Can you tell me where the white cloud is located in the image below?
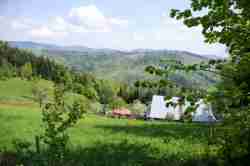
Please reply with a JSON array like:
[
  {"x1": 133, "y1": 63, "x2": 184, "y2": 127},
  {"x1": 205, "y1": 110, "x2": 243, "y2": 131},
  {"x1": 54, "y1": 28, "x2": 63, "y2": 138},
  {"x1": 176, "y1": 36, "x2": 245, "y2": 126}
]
[
  {"x1": 67, "y1": 5, "x2": 129, "y2": 32},
  {"x1": 109, "y1": 18, "x2": 129, "y2": 27},
  {"x1": 68, "y1": 5, "x2": 109, "y2": 32},
  {"x1": 30, "y1": 26, "x2": 67, "y2": 39},
  {"x1": 155, "y1": 13, "x2": 205, "y2": 45},
  {"x1": 49, "y1": 16, "x2": 88, "y2": 33},
  {"x1": 0, "y1": 16, "x2": 5, "y2": 21},
  {"x1": 5, "y1": 17, "x2": 68, "y2": 39},
  {"x1": 133, "y1": 33, "x2": 145, "y2": 41},
  {"x1": 4, "y1": 5, "x2": 130, "y2": 40},
  {"x1": 49, "y1": 17, "x2": 69, "y2": 32},
  {"x1": 153, "y1": 13, "x2": 204, "y2": 44},
  {"x1": 11, "y1": 21, "x2": 30, "y2": 30},
  {"x1": 0, "y1": 8, "x2": 226, "y2": 57},
  {"x1": 10, "y1": 18, "x2": 35, "y2": 30}
]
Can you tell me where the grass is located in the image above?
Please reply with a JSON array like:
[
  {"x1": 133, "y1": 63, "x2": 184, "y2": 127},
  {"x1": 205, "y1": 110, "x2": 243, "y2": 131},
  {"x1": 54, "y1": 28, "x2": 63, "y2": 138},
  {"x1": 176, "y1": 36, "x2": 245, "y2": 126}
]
[
  {"x1": 0, "y1": 78, "x2": 86, "y2": 105},
  {"x1": 0, "y1": 104, "x2": 219, "y2": 165},
  {"x1": 0, "y1": 78, "x2": 219, "y2": 165},
  {"x1": 0, "y1": 78, "x2": 53, "y2": 103},
  {"x1": 0, "y1": 104, "x2": 42, "y2": 149}
]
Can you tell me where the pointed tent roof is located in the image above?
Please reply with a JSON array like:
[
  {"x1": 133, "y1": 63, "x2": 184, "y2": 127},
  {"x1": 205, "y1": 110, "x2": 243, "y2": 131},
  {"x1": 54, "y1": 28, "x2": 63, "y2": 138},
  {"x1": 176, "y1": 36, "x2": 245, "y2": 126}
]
[
  {"x1": 148, "y1": 95, "x2": 188, "y2": 120},
  {"x1": 192, "y1": 99, "x2": 217, "y2": 122},
  {"x1": 149, "y1": 95, "x2": 168, "y2": 119}
]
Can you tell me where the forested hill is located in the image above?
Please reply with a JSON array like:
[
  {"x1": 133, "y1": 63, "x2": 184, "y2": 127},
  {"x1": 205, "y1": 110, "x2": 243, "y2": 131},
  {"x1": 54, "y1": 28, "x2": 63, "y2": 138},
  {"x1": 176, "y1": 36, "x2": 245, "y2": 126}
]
[
  {"x1": 8, "y1": 41, "x2": 216, "y2": 60},
  {"x1": 8, "y1": 41, "x2": 219, "y2": 87}
]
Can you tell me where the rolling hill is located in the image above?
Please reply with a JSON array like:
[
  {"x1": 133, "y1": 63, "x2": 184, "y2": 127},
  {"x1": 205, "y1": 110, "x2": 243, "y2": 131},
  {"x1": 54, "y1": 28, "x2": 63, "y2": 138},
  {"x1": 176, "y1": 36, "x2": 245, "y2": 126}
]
[{"x1": 8, "y1": 41, "x2": 218, "y2": 87}]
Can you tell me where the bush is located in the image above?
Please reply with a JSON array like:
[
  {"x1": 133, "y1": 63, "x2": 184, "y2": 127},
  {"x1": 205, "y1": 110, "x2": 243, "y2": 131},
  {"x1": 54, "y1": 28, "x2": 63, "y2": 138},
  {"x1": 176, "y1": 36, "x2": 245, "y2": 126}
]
[
  {"x1": 130, "y1": 100, "x2": 146, "y2": 115},
  {"x1": 109, "y1": 97, "x2": 127, "y2": 110},
  {"x1": 89, "y1": 101, "x2": 102, "y2": 114},
  {"x1": 73, "y1": 83, "x2": 99, "y2": 101},
  {"x1": 41, "y1": 84, "x2": 86, "y2": 165}
]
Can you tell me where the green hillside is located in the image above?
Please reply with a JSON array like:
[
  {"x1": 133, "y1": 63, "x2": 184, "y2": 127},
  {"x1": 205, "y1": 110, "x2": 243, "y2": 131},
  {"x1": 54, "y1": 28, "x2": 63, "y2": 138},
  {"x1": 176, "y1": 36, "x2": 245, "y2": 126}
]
[
  {"x1": 0, "y1": 41, "x2": 226, "y2": 166},
  {"x1": 8, "y1": 41, "x2": 218, "y2": 88},
  {"x1": 0, "y1": 78, "x2": 90, "y2": 106},
  {"x1": 0, "y1": 77, "x2": 219, "y2": 165},
  {"x1": 39, "y1": 49, "x2": 213, "y2": 85},
  {"x1": 0, "y1": 104, "x2": 217, "y2": 165},
  {"x1": 0, "y1": 78, "x2": 53, "y2": 103}
]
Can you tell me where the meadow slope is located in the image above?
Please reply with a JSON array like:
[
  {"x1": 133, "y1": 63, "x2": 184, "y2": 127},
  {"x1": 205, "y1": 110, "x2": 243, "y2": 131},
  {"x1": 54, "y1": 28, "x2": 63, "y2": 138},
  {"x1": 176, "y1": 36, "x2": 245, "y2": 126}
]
[{"x1": 0, "y1": 78, "x2": 218, "y2": 166}]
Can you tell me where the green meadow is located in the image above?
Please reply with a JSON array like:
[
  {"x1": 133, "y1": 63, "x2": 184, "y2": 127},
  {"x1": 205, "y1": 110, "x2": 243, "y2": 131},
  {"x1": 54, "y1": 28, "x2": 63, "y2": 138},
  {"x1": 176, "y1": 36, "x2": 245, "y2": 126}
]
[{"x1": 0, "y1": 78, "x2": 217, "y2": 165}]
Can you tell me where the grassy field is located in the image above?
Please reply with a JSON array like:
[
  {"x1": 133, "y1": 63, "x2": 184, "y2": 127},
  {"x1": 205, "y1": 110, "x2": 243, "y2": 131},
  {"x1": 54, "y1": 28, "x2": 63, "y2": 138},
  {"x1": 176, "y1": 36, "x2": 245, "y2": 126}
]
[
  {"x1": 0, "y1": 104, "x2": 218, "y2": 165},
  {"x1": 0, "y1": 78, "x2": 218, "y2": 165},
  {"x1": 0, "y1": 78, "x2": 53, "y2": 103}
]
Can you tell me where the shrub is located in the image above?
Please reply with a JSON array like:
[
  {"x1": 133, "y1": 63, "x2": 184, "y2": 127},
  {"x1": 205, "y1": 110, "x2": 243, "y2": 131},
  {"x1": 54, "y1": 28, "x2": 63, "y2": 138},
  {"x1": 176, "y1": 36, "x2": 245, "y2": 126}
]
[
  {"x1": 41, "y1": 84, "x2": 86, "y2": 165},
  {"x1": 109, "y1": 97, "x2": 127, "y2": 110},
  {"x1": 130, "y1": 100, "x2": 146, "y2": 115}
]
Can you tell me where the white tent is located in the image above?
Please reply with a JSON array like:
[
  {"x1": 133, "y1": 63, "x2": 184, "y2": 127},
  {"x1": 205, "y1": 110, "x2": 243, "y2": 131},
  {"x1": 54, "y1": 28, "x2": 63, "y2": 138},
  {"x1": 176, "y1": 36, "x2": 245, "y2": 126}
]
[
  {"x1": 148, "y1": 95, "x2": 189, "y2": 120},
  {"x1": 148, "y1": 96, "x2": 217, "y2": 122},
  {"x1": 165, "y1": 97, "x2": 190, "y2": 120},
  {"x1": 148, "y1": 95, "x2": 168, "y2": 119},
  {"x1": 192, "y1": 99, "x2": 217, "y2": 122}
]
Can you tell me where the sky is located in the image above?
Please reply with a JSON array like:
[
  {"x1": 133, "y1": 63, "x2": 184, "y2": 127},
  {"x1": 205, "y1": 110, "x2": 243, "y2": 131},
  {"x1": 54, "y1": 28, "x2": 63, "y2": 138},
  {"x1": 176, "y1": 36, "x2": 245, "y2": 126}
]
[{"x1": 0, "y1": 0, "x2": 227, "y2": 56}]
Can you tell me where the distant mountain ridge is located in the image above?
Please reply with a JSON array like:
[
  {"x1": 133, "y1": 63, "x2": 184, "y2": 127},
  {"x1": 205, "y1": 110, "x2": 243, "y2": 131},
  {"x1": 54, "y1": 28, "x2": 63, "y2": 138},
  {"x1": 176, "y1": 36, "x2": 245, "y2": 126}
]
[
  {"x1": 8, "y1": 41, "x2": 92, "y2": 52},
  {"x1": 7, "y1": 41, "x2": 218, "y2": 86},
  {"x1": 8, "y1": 41, "x2": 220, "y2": 59}
]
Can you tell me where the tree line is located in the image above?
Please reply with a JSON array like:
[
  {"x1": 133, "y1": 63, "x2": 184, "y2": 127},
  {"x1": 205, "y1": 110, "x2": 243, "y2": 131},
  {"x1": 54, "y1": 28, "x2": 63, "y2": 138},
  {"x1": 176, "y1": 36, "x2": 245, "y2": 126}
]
[{"x1": 0, "y1": 41, "x2": 168, "y2": 111}]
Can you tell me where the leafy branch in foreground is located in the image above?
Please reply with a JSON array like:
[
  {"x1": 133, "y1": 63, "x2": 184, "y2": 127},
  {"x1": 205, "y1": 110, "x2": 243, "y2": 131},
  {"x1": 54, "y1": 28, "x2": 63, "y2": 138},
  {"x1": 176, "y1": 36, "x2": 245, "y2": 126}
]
[
  {"x1": 41, "y1": 84, "x2": 86, "y2": 165},
  {"x1": 136, "y1": 59, "x2": 209, "y2": 100},
  {"x1": 169, "y1": 0, "x2": 250, "y2": 165}
]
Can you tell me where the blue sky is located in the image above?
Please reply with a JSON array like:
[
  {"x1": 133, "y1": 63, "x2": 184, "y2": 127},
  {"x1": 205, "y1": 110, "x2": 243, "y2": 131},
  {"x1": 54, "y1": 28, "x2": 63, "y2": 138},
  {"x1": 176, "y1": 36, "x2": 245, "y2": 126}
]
[{"x1": 0, "y1": 0, "x2": 226, "y2": 56}]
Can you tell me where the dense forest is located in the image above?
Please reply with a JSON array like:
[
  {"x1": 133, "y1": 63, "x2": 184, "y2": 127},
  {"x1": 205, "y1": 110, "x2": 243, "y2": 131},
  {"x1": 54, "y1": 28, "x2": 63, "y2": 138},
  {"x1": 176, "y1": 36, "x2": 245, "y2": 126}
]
[
  {"x1": 0, "y1": 41, "x2": 181, "y2": 107},
  {"x1": 9, "y1": 41, "x2": 218, "y2": 87}
]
